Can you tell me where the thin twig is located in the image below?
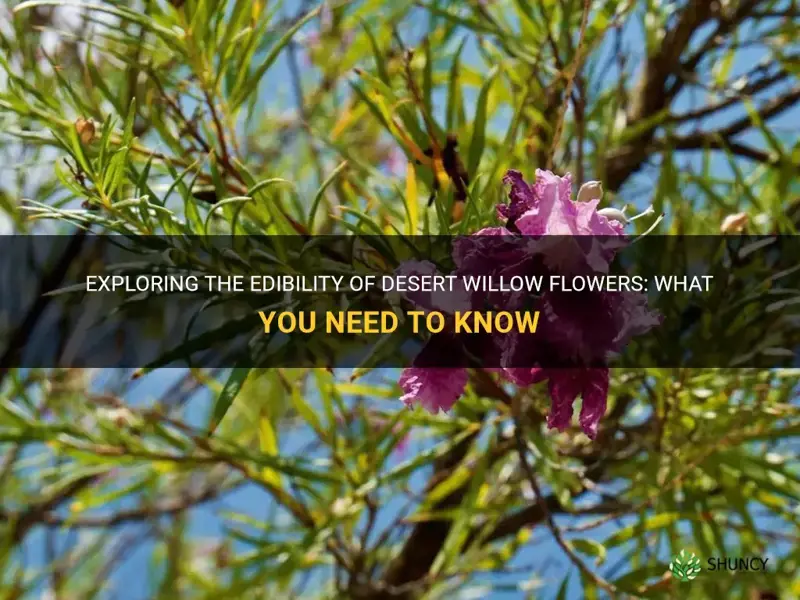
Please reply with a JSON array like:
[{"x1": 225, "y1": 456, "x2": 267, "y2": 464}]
[
  {"x1": 203, "y1": 87, "x2": 231, "y2": 164},
  {"x1": 511, "y1": 396, "x2": 620, "y2": 597},
  {"x1": 547, "y1": 0, "x2": 592, "y2": 170},
  {"x1": 286, "y1": 34, "x2": 326, "y2": 187}
]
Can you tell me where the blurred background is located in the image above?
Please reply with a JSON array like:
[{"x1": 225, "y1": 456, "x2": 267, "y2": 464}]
[{"x1": 1, "y1": 0, "x2": 799, "y2": 598}]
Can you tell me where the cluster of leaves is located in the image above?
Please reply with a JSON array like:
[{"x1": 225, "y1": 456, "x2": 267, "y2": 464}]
[{"x1": 0, "y1": 0, "x2": 799, "y2": 599}]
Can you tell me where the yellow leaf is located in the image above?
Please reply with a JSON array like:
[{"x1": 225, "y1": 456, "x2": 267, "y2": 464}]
[
  {"x1": 334, "y1": 383, "x2": 394, "y2": 398},
  {"x1": 331, "y1": 103, "x2": 366, "y2": 140},
  {"x1": 357, "y1": 453, "x2": 369, "y2": 472},
  {"x1": 153, "y1": 460, "x2": 175, "y2": 474},
  {"x1": 259, "y1": 410, "x2": 282, "y2": 489},
  {"x1": 516, "y1": 528, "x2": 532, "y2": 544},
  {"x1": 390, "y1": 118, "x2": 431, "y2": 166},
  {"x1": 433, "y1": 157, "x2": 449, "y2": 189},
  {"x1": 251, "y1": 0, "x2": 264, "y2": 21}
]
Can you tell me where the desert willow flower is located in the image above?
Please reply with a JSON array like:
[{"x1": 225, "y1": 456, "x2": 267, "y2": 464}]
[{"x1": 396, "y1": 168, "x2": 662, "y2": 439}]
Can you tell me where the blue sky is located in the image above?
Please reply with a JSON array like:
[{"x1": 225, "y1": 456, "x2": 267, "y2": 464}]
[{"x1": 11, "y1": 1, "x2": 800, "y2": 598}]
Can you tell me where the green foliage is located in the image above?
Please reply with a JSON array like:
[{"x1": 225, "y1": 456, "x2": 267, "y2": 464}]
[{"x1": 0, "y1": 0, "x2": 799, "y2": 599}]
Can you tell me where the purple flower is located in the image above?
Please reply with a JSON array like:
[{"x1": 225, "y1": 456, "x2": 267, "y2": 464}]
[
  {"x1": 395, "y1": 259, "x2": 471, "y2": 313},
  {"x1": 398, "y1": 333, "x2": 469, "y2": 413},
  {"x1": 500, "y1": 169, "x2": 627, "y2": 274},
  {"x1": 399, "y1": 367, "x2": 468, "y2": 413},
  {"x1": 396, "y1": 168, "x2": 661, "y2": 439},
  {"x1": 501, "y1": 169, "x2": 625, "y2": 237},
  {"x1": 453, "y1": 226, "x2": 526, "y2": 273},
  {"x1": 531, "y1": 368, "x2": 609, "y2": 438},
  {"x1": 534, "y1": 290, "x2": 660, "y2": 364},
  {"x1": 497, "y1": 170, "x2": 536, "y2": 221}
]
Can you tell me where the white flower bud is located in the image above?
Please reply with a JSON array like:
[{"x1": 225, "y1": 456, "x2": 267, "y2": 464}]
[
  {"x1": 597, "y1": 207, "x2": 628, "y2": 224},
  {"x1": 577, "y1": 181, "x2": 603, "y2": 203},
  {"x1": 97, "y1": 407, "x2": 135, "y2": 427},
  {"x1": 720, "y1": 212, "x2": 748, "y2": 233},
  {"x1": 332, "y1": 497, "x2": 353, "y2": 517}
]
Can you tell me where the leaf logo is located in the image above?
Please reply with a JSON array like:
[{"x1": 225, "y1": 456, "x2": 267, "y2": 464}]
[{"x1": 669, "y1": 549, "x2": 702, "y2": 582}]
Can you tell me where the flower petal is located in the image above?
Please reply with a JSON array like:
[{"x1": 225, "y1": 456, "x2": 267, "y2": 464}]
[
  {"x1": 578, "y1": 369, "x2": 610, "y2": 439},
  {"x1": 399, "y1": 367, "x2": 468, "y2": 413},
  {"x1": 500, "y1": 169, "x2": 537, "y2": 221},
  {"x1": 545, "y1": 369, "x2": 583, "y2": 431},
  {"x1": 395, "y1": 259, "x2": 471, "y2": 313}
]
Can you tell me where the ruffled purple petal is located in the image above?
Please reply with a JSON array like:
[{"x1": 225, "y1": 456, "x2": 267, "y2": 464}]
[
  {"x1": 500, "y1": 170, "x2": 537, "y2": 221},
  {"x1": 453, "y1": 227, "x2": 516, "y2": 271},
  {"x1": 610, "y1": 292, "x2": 663, "y2": 349},
  {"x1": 399, "y1": 367, "x2": 468, "y2": 413},
  {"x1": 576, "y1": 199, "x2": 625, "y2": 235},
  {"x1": 394, "y1": 259, "x2": 471, "y2": 313},
  {"x1": 545, "y1": 369, "x2": 583, "y2": 431},
  {"x1": 396, "y1": 168, "x2": 660, "y2": 436},
  {"x1": 578, "y1": 369, "x2": 609, "y2": 439},
  {"x1": 537, "y1": 368, "x2": 610, "y2": 437},
  {"x1": 516, "y1": 170, "x2": 626, "y2": 238}
]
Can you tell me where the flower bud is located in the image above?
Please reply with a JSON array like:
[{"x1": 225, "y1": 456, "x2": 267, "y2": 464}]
[
  {"x1": 720, "y1": 212, "x2": 748, "y2": 233},
  {"x1": 577, "y1": 181, "x2": 603, "y2": 203},
  {"x1": 98, "y1": 407, "x2": 134, "y2": 427},
  {"x1": 597, "y1": 207, "x2": 628, "y2": 224}
]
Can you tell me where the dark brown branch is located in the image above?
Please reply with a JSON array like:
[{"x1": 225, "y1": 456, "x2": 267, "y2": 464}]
[
  {"x1": 672, "y1": 137, "x2": 776, "y2": 163},
  {"x1": 674, "y1": 0, "x2": 766, "y2": 97},
  {"x1": 667, "y1": 69, "x2": 791, "y2": 123},
  {"x1": 606, "y1": 84, "x2": 800, "y2": 190},
  {"x1": 6, "y1": 473, "x2": 100, "y2": 543},
  {"x1": 32, "y1": 482, "x2": 231, "y2": 529},
  {"x1": 680, "y1": 85, "x2": 800, "y2": 142},
  {"x1": 482, "y1": 496, "x2": 631, "y2": 544},
  {"x1": 604, "y1": 0, "x2": 724, "y2": 189}
]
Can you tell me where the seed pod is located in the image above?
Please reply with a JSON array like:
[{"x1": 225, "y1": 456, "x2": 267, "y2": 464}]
[{"x1": 74, "y1": 117, "x2": 96, "y2": 144}]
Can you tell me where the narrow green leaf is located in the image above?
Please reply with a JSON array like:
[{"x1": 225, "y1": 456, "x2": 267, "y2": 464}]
[
  {"x1": 467, "y1": 66, "x2": 498, "y2": 176},
  {"x1": 308, "y1": 160, "x2": 348, "y2": 232},
  {"x1": 258, "y1": 410, "x2": 282, "y2": 489},
  {"x1": 104, "y1": 148, "x2": 128, "y2": 197},
  {"x1": 604, "y1": 512, "x2": 686, "y2": 547},
  {"x1": 555, "y1": 574, "x2": 570, "y2": 600},
  {"x1": 122, "y1": 96, "x2": 136, "y2": 147},
  {"x1": 569, "y1": 538, "x2": 608, "y2": 565},
  {"x1": 14, "y1": 0, "x2": 181, "y2": 40},
  {"x1": 210, "y1": 367, "x2": 251, "y2": 432},
  {"x1": 232, "y1": 6, "x2": 321, "y2": 109},
  {"x1": 361, "y1": 21, "x2": 390, "y2": 85},
  {"x1": 97, "y1": 113, "x2": 115, "y2": 170},
  {"x1": 446, "y1": 38, "x2": 468, "y2": 131}
]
